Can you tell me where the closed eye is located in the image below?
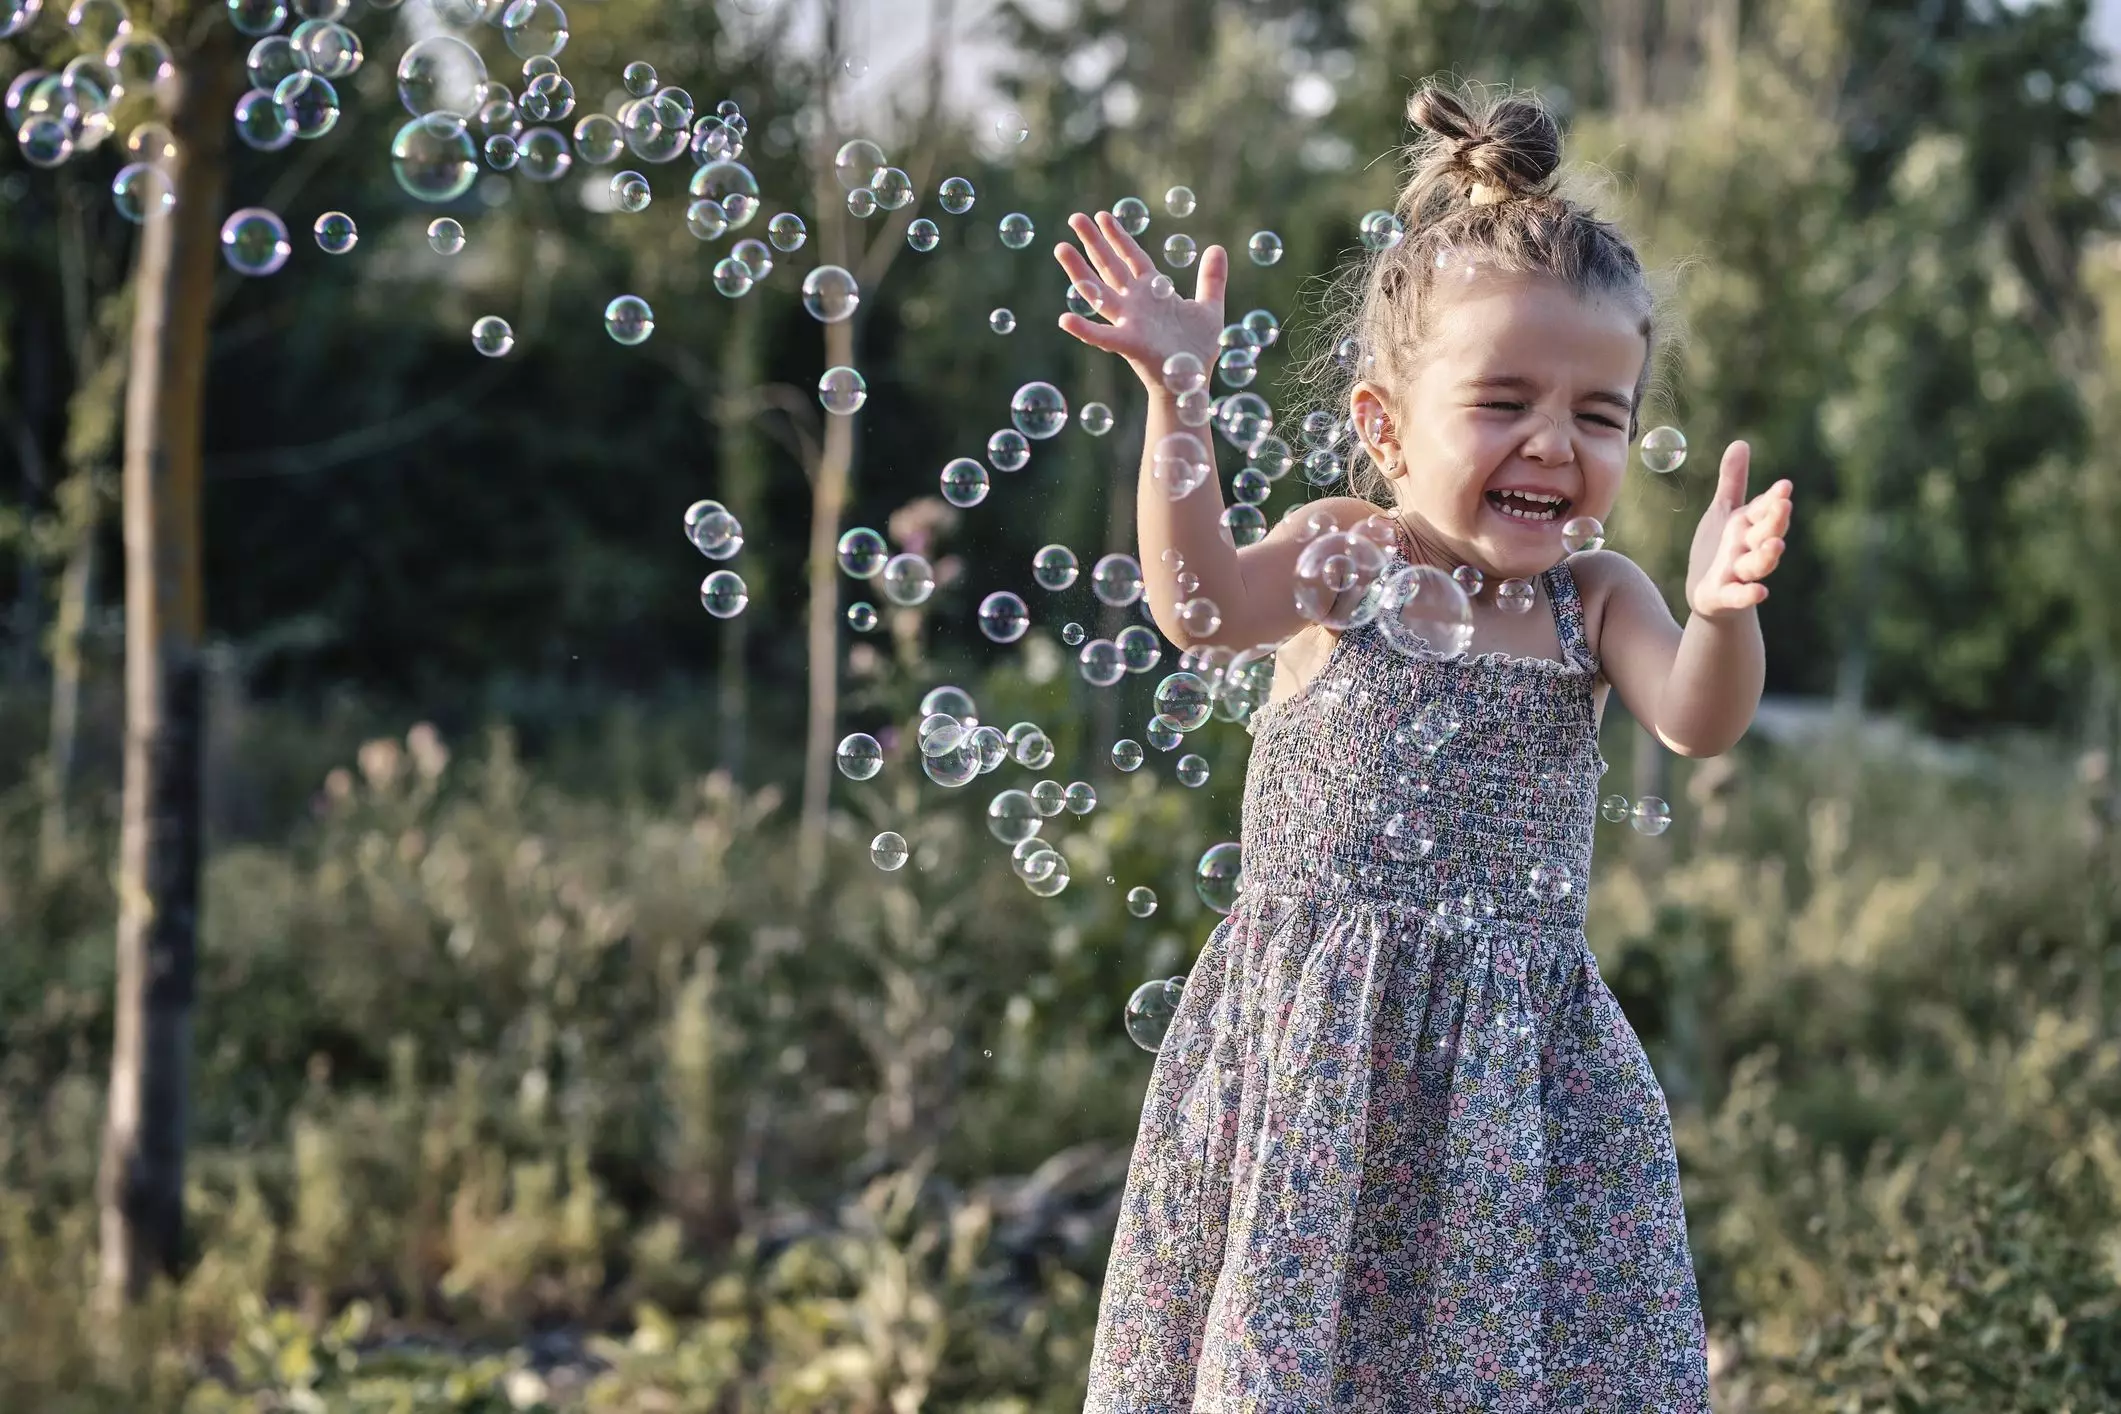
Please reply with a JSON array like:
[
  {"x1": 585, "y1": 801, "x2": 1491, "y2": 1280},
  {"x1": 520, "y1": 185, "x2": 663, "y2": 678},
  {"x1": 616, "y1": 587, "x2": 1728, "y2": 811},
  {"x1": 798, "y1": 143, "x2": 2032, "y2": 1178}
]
[{"x1": 1480, "y1": 400, "x2": 1627, "y2": 430}]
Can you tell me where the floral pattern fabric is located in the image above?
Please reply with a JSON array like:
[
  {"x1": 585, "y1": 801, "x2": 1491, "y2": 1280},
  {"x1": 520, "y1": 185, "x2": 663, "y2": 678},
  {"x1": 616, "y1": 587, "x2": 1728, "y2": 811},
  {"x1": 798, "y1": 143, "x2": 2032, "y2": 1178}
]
[{"x1": 1084, "y1": 561, "x2": 1711, "y2": 1412}]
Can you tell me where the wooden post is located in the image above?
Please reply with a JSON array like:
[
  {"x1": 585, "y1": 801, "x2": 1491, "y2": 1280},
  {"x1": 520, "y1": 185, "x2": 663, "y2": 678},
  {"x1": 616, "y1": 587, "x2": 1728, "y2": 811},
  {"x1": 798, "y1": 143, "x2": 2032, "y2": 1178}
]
[{"x1": 96, "y1": 19, "x2": 235, "y2": 1309}]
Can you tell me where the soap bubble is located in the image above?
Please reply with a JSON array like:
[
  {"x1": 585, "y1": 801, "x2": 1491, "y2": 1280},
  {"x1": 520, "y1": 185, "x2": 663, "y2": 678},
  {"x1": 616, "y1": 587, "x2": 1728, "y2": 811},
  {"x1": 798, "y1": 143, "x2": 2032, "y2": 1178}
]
[
  {"x1": 870, "y1": 831, "x2": 909, "y2": 871},
  {"x1": 1248, "y1": 435, "x2": 1293, "y2": 480},
  {"x1": 499, "y1": 0, "x2": 566, "y2": 57},
  {"x1": 1178, "y1": 597, "x2": 1221, "y2": 637},
  {"x1": 610, "y1": 168, "x2": 651, "y2": 212},
  {"x1": 1293, "y1": 532, "x2": 1390, "y2": 628},
  {"x1": 1061, "y1": 623, "x2": 1084, "y2": 647},
  {"x1": 1562, "y1": 516, "x2": 1605, "y2": 553},
  {"x1": 1177, "y1": 753, "x2": 1210, "y2": 787},
  {"x1": 272, "y1": 70, "x2": 338, "y2": 137},
  {"x1": 1242, "y1": 308, "x2": 1280, "y2": 347},
  {"x1": 1126, "y1": 886, "x2": 1158, "y2": 917},
  {"x1": 1092, "y1": 553, "x2": 1143, "y2": 607},
  {"x1": 907, "y1": 217, "x2": 938, "y2": 251},
  {"x1": 1117, "y1": 624, "x2": 1162, "y2": 674},
  {"x1": 1079, "y1": 402, "x2": 1114, "y2": 436},
  {"x1": 1248, "y1": 230, "x2": 1282, "y2": 265},
  {"x1": 1010, "y1": 381, "x2": 1068, "y2": 439},
  {"x1": 686, "y1": 200, "x2": 728, "y2": 240},
  {"x1": 712, "y1": 257, "x2": 753, "y2": 297},
  {"x1": 987, "y1": 789, "x2": 1040, "y2": 845},
  {"x1": 801, "y1": 265, "x2": 859, "y2": 323},
  {"x1": 818, "y1": 365, "x2": 867, "y2": 415},
  {"x1": 312, "y1": 210, "x2": 357, "y2": 253},
  {"x1": 1630, "y1": 796, "x2": 1673, "y2": 836},
  {"x1": 1527, "y1": 863, "x2": 1574, "y2": 903},
  {"x1": 939, "y1": 174, "x2": 974, "y2": 212},
  {"x1": 1163, "y1": 233, "x2": 1196, "y2": 268},
  {"x1": 846, "y1": 187, "x2": 877, "y2": 218},
  {"x1": 248, "y1": 35, "x2": 301, "y2": 92},
  {"x1": 881, "y1": 553, "x2": 935, "y2": 606},
  {"x1": 1165, "y1": 184, "x2": 1196, "y2": 217},
  {"x1": 699, "y1": 570, "x2": 748, "y2": 618},
  {"x1": 1112, "y1": 740, "x2": 1143, "y2": 771},
  {"x1": 1079, "y1": 639, "x2": 1124, "y2": 686},
  {"x1": 1301, "y1": 450, "x2": 1343, "y2": 487},
  {"x1": 484, "y1": 133, "x2": 518, "y2": 168},
  {"x1": 1113, "y1": 195, "x2": 1149, "y2": 234},
  {"x1": 940, "y1": 457, "x2": 989, "y2": 507},
  {"x1": 1154, "y1": 671, "x2": 1211, "y2": 730},
  {"x1": 987, "y1": 429, "x2": 1030, "y2": 472},
  {"x1": 1221, "y1": 505, "x2": 1266, "y2": 547},
  {"x1": 1360, "y1": 209, "x2": 1404, "y2": 251},
  {"x1": 1064, "y1": 781, "x2": 1097, "y2": 814},
  {"x1": 994, "y1": 108, "x2": 1027, "y2": 143},
  {"x1": 622, "y1": 60, "x2": 656, "y2": 96},
  {"x1": 573, "y1": 112, "x2": 621, "y2": 163},
  {"x1": 470, "y1": 315, "x2": 513, "y2": 356},
  {"x1": 110, "y1": 162, "x2": 173, "y2": 221},
  {"x1": 1218, "y1": 347, "x2": 1257, "y2": 388},
  {"x1": 228, "y1": 0, "x2": 288, "y2": 35},
  {"x1": 998, "y1": 211, "x2": 1034, "y2": 248},
  {"x1": 1151, "y1": 432, "x2": 1212, "y2": 501},
  {"x1": 1146, "y1": 715, "x2": 1182, "y2": 751},
  {"x1": 1161, "y1": 352, "x2": 1205, "y2": 396},
  {"x1": 219, "y1": 207, "x2": 290, "y2": 276},
  {"x1": 1452, "y1": 564, "x2": 1484, "y2": 597},
  {"x1": 516, "y1": 126, "x2": 571, "y2": 181},
  {"x1": 522, "y1": 71, "x2": 574, "y2": 122},
  {"x1": 1032, "y1": 544, "x2": 1078, "y2": 591},
  {"x1": 396, "y1": 34, "x2": 484, "y2": 118},
  {"x1": 604, "y1": 294, "x2": 654, "y2": 345},
  {"x1": 988, "y1": 307, "x2": 1016, "y2": 335},
  {"x1": 1124, "y1": 978, "x2": 1181, "y2": 1051},
  {"x1": 836, "y1": 733, "x2": 882, "y2": 780},
  {"x1": 1376, "y1": 564, "x2": 1473, "y2": 658},
  {"x1": 978, "y1": 591, "x2": 1029, "y2": 643},
  {"x1": 391, "y1": 112, "x2": 477, "y2": 202},
  {"x1": 1641, "y1": 425, "x2": 1687, "y2": 473},
  {"x1": 426, "y1": 215, "x2": 464, "y2": 254},
  {"x1": 733, "y1": 238, "x2": 772, "y2": 279},
  {"x1": 1068, "y1": 277, "x2": 1109, "y2": 316},
  {"x1": 833, "y1": 137, "x2": 884, "y2": 189},
  {"x1": 768, "y1": 211, "x2": 806, "y2": 251},
  {"x1": 689, "y1": 160, "x2": 758, "y2": 226},
  {"x1": 1600, "y1": 793, "x2": 1630, "y2": 823},
  {"x1": 837, "y1": 530, "x2": 887, "y2": 579},
  {"x1": 1496, "y1": 579, "x2": 1535, "y2": 614},
  {"x1": 1195, "y1": 841, "x2": 1241, "y2": 913},
  {"x1": 872, "y1": 166, "x2": 913, "y2": 209},
  {"x1": 233, "y1": 88, "x2": 297, "y2": 151}
]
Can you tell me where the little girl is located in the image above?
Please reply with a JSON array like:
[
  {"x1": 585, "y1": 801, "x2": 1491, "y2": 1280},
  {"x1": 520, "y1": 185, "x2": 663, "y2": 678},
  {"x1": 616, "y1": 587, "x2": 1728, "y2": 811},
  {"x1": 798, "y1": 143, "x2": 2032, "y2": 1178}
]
[{"x1": 1052, "y1": 81, "x2": 1793, "y2": 1411}]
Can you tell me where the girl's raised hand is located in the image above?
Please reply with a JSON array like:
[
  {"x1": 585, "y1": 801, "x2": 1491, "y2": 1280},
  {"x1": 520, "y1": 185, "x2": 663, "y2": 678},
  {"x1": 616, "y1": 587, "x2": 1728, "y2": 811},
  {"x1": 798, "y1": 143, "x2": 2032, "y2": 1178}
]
[
  {"x1": 1685, "y1": 440, "x2": 1794, "y2": 619},
  {"x1": 1054, "y1": 211, "x2": 1227, "y2": 391}
]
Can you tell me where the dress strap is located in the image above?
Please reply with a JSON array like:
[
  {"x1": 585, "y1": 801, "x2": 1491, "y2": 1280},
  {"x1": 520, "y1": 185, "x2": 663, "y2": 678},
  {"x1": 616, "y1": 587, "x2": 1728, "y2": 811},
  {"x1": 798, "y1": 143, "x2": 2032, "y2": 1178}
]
[{"x1": 1542, "y1": 560, "x2": 1597, "y2": 672}]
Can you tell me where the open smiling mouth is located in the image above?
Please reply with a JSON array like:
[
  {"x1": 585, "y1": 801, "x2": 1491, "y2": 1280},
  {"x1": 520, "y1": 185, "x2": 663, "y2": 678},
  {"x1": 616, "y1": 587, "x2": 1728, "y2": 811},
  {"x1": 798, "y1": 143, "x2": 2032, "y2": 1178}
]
[{"x1": 1485, "y1": 489, "x2": 1572, "y2": 523}]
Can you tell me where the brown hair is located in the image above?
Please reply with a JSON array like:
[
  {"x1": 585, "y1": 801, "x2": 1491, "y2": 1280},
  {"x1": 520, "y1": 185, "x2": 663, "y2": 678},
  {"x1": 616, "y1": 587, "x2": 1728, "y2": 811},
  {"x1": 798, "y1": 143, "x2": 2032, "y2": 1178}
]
[{"x1": 1296, "y1": 78, "x2": 1677, "y2": 503}]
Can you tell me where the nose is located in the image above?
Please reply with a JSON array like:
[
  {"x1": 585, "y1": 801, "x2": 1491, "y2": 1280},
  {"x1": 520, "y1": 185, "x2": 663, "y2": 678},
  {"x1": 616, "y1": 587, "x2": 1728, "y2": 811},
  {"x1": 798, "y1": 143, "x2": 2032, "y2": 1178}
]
[{"x1": 1521, "y1": 409, "x2": 1573, "y2": 464}]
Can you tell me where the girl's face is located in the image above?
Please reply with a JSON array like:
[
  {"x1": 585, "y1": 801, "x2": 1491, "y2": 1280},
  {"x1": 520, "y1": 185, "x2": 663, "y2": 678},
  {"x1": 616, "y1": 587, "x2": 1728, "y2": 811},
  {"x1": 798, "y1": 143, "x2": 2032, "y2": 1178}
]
[{"x1": 1352, "y1": 271, "x2": 1647, "y2": 582}]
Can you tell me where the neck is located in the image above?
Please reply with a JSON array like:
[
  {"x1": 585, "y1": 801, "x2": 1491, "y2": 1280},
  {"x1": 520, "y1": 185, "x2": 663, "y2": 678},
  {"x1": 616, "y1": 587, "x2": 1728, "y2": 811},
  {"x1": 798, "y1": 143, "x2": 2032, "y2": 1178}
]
[{"x1": 1389, "y1": 510, "x2": 1537, "y2": 597}]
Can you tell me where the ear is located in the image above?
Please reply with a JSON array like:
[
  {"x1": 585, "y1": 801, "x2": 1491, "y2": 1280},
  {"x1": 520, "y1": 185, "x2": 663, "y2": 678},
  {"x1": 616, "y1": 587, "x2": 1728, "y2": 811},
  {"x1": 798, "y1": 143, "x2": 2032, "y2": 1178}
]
[{"x1": 1349, "y1": 381, "x2": 1399, "y2": 470}]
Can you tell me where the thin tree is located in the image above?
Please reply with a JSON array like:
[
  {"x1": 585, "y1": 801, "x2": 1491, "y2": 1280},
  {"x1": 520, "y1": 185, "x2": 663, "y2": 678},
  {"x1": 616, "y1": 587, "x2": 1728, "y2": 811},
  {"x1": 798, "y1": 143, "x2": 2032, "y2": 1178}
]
[{"x1": 96, "y1": 11, "x2": 237, "y2": 1310}]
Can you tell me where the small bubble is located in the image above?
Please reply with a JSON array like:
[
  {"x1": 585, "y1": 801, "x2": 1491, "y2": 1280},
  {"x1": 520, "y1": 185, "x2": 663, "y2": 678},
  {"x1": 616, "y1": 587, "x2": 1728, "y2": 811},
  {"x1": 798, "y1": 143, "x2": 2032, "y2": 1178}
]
[{"x1": 1164, "y1": 184, "x2": 1196, "y2": 217}]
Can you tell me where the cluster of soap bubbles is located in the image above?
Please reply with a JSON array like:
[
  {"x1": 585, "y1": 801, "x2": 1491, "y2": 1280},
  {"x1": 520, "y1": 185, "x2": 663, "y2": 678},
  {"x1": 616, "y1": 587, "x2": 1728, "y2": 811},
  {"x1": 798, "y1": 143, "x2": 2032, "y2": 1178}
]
[
  {"x1": 684, "y1": 496, "x2": 747, "y2": 619},
  {"x1": 7, "y1": 0, "x2": 178, "y2": 176}
]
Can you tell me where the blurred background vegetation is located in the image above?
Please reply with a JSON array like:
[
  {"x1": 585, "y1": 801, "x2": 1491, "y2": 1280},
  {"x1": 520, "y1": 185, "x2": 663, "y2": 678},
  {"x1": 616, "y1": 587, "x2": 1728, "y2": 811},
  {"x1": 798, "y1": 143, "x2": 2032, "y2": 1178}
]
[{"x1": 6, "y1": 0, "x2": 2121, "y2": 1407}]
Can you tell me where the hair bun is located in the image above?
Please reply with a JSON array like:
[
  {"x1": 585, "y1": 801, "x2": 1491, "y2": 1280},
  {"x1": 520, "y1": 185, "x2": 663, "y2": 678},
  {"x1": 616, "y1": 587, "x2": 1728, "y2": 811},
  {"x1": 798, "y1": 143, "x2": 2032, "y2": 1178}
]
[{"x1": 1406, "y1": 84, "x2": 1563, "y2": 202}]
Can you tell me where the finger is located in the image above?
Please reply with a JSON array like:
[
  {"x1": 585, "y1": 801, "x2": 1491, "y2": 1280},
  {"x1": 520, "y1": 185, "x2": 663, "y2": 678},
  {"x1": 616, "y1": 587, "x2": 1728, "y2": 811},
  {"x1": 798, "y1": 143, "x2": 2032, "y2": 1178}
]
[
  {"x1": 1095, "y1": 209, "x2": 1153, "y2": 281},
  {"x1": 1196, "y1": 244, "x2": 1229, "y2": 315},
  {"x1": 1054, "y1": 242, "x2": 1108, "y2": 300},
  {"x1": 1735, "y1": 540, "x2": 1784, "y2": 581},
  {"x1": 1067, "y1": 212, "x2": 1131, "y2": 293},
  {"x1": 1712, "y1": 440, "x2": 1751, "y2": 509},
  {"x1": 1058, "y1": 311, "x2": 1132, "y2": 353}
]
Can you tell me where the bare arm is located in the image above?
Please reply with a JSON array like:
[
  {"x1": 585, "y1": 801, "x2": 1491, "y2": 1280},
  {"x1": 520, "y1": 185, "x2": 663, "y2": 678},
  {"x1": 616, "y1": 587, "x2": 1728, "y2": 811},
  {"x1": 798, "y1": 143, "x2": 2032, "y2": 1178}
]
[
  {"x1": 1055, "y1": 209, "x2": 1377, "y2": 652},
  {"x1": 1590, "y1": 440, "x2": 1794, "y2": 758}
]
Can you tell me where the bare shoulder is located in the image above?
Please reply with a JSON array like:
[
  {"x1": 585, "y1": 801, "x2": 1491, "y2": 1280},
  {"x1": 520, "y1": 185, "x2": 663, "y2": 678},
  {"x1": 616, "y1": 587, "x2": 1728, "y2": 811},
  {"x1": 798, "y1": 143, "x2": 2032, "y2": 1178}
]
[
  {"x1": 1260, "y1": 495, "x2": 1388, "y2": 544},
  {"x1": 1563, "y1": 548, "x2": 1660, "y2": 664}
]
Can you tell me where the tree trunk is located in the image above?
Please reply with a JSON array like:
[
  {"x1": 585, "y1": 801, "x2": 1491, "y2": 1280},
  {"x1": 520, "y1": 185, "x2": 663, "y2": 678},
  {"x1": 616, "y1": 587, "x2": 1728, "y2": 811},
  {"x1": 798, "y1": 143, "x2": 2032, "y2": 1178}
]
[
  {"x1": 96, "y1": 26, "x2": 235, "y2": 1310},
  {"x1": 797, "y1": 314, "x2": 855, "y2": 891},
  {"x1": 39, "y1": 522, "x2": 93, "y2": 876},
  {"x1": 715, "y1": 299, "x2": 763, "y2": 785}
]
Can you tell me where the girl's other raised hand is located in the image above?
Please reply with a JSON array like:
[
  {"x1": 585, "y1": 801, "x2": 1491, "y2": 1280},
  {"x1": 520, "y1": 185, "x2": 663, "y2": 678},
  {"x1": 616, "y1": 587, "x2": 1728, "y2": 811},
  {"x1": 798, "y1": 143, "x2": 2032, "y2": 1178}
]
[{"x1": 1053, "y1": 210, "x2": 1227, "y2": 392}]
